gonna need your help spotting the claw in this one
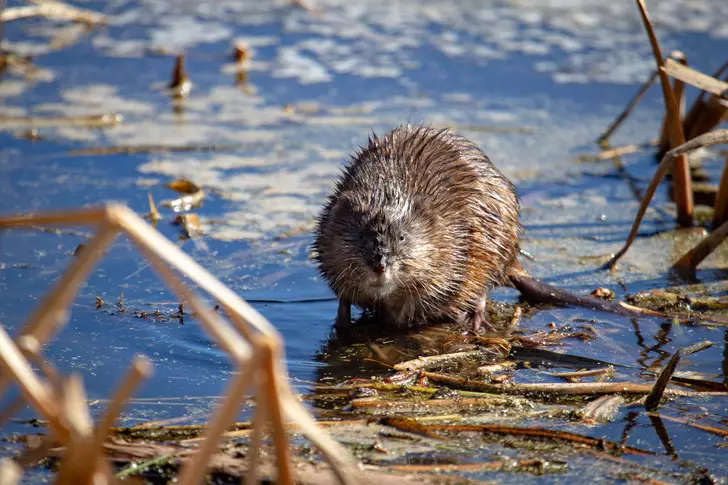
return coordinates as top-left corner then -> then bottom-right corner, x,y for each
466,292 -> 494,333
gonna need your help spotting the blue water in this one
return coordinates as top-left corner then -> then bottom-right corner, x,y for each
1,0 -> 728,480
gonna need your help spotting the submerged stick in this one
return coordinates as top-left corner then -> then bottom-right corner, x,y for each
393,350 -> 484,372
428,424 -> 652,455
607,130 -> 728,268
635,0 -> 693,226
644,340 -> 712,411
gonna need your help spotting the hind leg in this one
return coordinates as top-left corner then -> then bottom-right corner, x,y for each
464,293 -> 494,332
335,298 -> 351,328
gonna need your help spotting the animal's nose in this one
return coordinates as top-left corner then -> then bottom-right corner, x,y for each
374,255 -> 388,273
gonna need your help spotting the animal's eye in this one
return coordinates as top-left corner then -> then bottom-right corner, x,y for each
399,235 -> 405,241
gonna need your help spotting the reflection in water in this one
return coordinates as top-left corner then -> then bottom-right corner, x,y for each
647,413 -> 678,460
619,411 -> 640,448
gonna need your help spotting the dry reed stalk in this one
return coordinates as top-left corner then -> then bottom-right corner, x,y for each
0,459 -> 22,485
664,59 -> 728,143
713,154 -> 728,225
597,70 -> 658,146
682,61 -> 728,138
0,204 -> 359,485
246,385 -> 268,485
92,356 -> 153,456
393,350 -> 483,372
663,59 -> 728,101
657,53 -> 687,157
0,325 -> 67,442
645,341 -> 712,411
607,130 -> 728,268
635,0 -> 693,226
260,340 -> 294,485
672,219 -> 728,274
176,359 -> 257,485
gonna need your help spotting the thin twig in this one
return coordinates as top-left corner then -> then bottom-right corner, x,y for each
646,413 -> 728,437
597,69 -> 658,146
606,130 -> 728,268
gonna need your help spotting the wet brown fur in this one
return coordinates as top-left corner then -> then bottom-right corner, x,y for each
313,125 -> 521,327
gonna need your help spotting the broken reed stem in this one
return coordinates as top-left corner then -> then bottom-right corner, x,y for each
597,69 -> 658,146
672,219 -> 728,273
0,459 -> 22,485
260,341 -> 294,485
713,154 -> 728,226
550,367 -> 614,380
0,323 -> 67,443
645,340 -> 712,411
93,356 -> 153,453
617,301 -> 728,324
176,359 -> 257,485
635,0 -> 693,226
607,129 -> 728,268
393,350 -> 483,372
663,59 -> 728,102
658,52 -> 687,157
246,382 -> 267,485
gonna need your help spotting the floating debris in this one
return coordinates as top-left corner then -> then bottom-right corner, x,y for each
169,54 -> 192,98
163,179 -> 204,212
147,193 -> 161,223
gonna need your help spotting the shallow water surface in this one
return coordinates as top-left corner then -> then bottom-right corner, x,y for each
1,0 -> 728,481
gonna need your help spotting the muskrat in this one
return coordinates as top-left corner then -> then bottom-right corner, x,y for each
313,125 -> 634,331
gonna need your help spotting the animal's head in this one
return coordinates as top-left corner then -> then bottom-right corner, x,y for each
321,191 -> 441,300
